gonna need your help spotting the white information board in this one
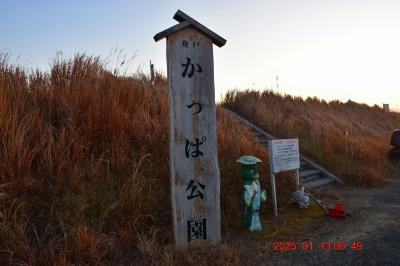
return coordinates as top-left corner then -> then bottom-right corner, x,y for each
270,139 -> 300,173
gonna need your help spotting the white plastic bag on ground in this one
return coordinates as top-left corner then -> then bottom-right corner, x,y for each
292,186 -> 310,208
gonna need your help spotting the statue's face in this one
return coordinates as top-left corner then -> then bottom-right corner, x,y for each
241,165 -> 259,181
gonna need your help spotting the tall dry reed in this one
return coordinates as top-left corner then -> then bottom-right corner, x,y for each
223,89 -> 400,186
0,55 -> 290,265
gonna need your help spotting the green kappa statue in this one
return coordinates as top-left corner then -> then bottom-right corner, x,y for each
236,155 -> 267,231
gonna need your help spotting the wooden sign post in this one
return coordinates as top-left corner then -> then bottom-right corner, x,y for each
268,139 -> 300,216
154,10 -> 226,249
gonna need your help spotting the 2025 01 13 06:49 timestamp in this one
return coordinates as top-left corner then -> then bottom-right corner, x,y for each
272,241 -> 363,251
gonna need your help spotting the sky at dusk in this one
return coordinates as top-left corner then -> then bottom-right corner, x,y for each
1,0 -> 400,109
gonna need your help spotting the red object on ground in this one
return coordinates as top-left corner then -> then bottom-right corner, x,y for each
328,204 -> 346,218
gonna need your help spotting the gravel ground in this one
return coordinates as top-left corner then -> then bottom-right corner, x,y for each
261,178 -> 400,265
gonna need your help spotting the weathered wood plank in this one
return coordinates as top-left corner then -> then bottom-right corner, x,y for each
154,21 -> 191,42
154,10 -> 226,48
167,27 -> 221,249
173,10 -> 226,47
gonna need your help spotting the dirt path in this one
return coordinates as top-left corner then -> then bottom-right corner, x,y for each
260,177 -> 400,265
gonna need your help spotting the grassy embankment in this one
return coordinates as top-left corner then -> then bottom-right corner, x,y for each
223,89 -> 400,186
0,55 -> 297,265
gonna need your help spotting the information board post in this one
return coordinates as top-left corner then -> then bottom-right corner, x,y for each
295,168 -> 300,188
268,139 -> 278,217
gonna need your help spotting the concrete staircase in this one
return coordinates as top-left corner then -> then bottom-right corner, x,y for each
224,108 -> 343,190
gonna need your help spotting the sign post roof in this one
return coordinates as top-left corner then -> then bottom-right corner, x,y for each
154,10 -> 227,47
